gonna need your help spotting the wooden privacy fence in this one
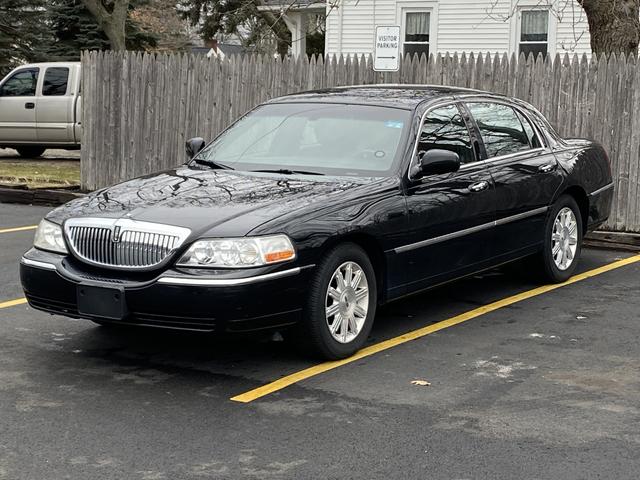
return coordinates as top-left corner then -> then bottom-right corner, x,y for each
81,51 -> 640,233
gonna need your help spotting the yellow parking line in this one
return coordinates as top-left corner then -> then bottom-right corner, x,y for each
0,225 -> 37,234
0,298 -> 27,309
231,253 -> 640,403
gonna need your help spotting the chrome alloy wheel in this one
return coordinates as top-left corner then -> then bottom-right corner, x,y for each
551,207 -> 579,271
325,261 -> 369,344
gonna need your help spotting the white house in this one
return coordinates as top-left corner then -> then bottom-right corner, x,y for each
261,0 -> 593,59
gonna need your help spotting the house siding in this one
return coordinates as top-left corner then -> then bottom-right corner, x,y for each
325,0 -> 592,58
554,4 -> 592,55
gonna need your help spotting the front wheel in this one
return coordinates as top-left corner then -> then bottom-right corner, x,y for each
537,195 -> 583,283
295,243 -> 377,360
16,146 -> 46,158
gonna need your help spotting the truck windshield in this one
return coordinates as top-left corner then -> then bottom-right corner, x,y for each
193,103 -> 410,177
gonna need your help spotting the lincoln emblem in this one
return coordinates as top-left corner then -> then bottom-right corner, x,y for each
112,225 -> 121,243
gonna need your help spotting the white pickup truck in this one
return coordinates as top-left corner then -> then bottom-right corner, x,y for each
0,62 -> 81,157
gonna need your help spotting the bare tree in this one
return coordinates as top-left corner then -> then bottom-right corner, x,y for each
80,0 -> 130,50
129,0 -> 191,52
178,0 -> 294,56
578,0 -> 640,56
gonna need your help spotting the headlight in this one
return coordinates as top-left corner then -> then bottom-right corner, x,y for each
34,219 -> 68,254
176,235 -> 295,268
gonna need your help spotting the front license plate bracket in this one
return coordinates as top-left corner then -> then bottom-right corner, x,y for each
77,285 -> 128,320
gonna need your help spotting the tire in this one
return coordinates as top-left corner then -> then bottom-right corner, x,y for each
294,243 -> 377,360
16,146 -> 46,158
536,194 -> 583,283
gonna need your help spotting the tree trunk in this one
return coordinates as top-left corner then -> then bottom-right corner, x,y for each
579,0 -> 640,56
81,0 -> 130,51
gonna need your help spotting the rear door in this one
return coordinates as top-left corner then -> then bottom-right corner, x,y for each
464,101 -> 563,258
401,102 -> 496,292
36,66 -> 74,143
0,67 -> 40,142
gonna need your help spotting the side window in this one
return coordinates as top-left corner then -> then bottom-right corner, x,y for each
418,104 -> 475,165
515,110 -> 542,148
0,68 -> 39,97
43,67 -> 69,96
466,102 -> 531,158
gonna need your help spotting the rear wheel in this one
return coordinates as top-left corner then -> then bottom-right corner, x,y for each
294,243 -> 377,360
537,195 -> 583,283
16,146 -> 46,158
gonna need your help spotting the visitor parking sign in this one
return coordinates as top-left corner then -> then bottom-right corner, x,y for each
374,25 -> 401,72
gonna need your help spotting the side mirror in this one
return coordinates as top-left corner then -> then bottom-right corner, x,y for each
186,137 -> 206,159
411,149 -> 460,179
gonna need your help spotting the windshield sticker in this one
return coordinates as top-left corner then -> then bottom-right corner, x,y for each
384,121 -> 404,129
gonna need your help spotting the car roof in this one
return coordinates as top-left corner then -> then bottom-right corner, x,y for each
9,62 -> 80,70
269,84 -> 496,110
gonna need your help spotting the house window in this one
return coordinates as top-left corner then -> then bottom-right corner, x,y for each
519,10 -> 549,59
404,12 -> 430,59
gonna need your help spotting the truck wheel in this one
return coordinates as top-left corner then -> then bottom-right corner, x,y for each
16,147 -> 46,158
536,195 -> 583,283
294,243 -> 377,360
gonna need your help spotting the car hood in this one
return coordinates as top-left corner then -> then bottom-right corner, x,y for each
46,166 -> 379,237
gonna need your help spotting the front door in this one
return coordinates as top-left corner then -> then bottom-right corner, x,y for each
0,67 -> 40,143
401,103 -> 496,292
464,101 -> 564,258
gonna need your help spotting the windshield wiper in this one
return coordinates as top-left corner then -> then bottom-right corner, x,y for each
192,158 -> 234,170
252,168 -> 325,176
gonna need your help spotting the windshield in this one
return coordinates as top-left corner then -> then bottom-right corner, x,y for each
193,103 -> 411,176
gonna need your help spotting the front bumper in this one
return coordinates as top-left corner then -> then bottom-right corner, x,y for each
20,248 -> 314,332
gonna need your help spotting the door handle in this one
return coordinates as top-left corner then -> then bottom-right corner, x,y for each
538,163 -> 556,173
469,180 -> 490,193
24,102 -> 35,109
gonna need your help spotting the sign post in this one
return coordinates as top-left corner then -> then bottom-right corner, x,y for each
374,25 -> 401,72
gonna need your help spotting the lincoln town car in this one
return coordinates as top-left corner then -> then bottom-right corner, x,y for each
20,85 -> 613,359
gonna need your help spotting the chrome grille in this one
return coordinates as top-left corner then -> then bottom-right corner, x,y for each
64,218 -> 191,269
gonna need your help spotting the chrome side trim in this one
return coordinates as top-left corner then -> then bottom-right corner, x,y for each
589,182 -> 614,197
394,206 -> 549,253
495,206 -> 549,226
157,266 -> 306,286
394,221 -> 495,254
20,257 -> 57,271
482,147 -> 545,164
458,160 -> 488,171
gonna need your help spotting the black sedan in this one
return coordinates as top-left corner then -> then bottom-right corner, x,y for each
20,85 -> 613,359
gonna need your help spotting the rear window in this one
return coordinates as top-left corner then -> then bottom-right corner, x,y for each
43,67 -> 69,96
467,102 -> 532,158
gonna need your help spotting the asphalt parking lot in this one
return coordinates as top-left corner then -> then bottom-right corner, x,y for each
1,203 -> 640,480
